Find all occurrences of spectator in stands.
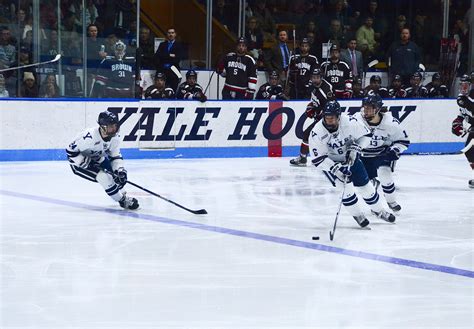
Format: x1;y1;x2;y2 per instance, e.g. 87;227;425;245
264;29;290;84
39;73;60;98
214;0;238;35
252;0;276;40
386;15;407;50
86;24;103;68
19;71;38;98
386;28;422;87
245;16;264;64
155;27;185;92
9;8;31;41
0;25;16;96
325;19;347;48
426;72;449;98
340;37;363;78
356;16;378;60
363;1;387;44
326;0;350;32
0;1;15;24
305;30;322;58
453;18;470;75
0;73;9;97
137;26;156;70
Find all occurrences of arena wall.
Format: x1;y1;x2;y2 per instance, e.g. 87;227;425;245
0;98;464;161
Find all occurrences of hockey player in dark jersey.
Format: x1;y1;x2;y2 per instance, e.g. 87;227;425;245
256;70;289;100
388;74;407;98
144;72;175;99
320;44;353;99
452;74;474;188
176;69;207;102
290;68;335;166
217;37;258;100
425;72;449;98
351;77;365;99
95;40;136;98
364;75;389;98
405;72;428;98
288;38;319;99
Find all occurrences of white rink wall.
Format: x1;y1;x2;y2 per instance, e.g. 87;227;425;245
0;98;465;161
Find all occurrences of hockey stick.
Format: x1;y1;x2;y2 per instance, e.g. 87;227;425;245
461;139;474;153
203;70;215;95
104;169;208;215
0;54;61;72
363;59;379;88
329;177;347;241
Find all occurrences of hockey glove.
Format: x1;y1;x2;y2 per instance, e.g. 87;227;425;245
114;167;128;188
346;144;361;166
452;117;464;136
305;105;318;118
193;91;207;103
329;162;352;182
384;146;401;161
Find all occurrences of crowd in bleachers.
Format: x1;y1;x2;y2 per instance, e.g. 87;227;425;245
0;0;472;100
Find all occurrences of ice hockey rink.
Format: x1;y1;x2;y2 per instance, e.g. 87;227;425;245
1;154;473;328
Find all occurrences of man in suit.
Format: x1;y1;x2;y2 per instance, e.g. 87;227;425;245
340;37;363;78
264;30;291;84
155;27;185;92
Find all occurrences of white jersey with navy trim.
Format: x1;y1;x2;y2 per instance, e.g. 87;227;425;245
66;127;124;169
352;112;410;157
309;114;371;170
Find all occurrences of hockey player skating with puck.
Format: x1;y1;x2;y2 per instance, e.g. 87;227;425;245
309;100;396;227
452;74;474;188
66;111;139;209
353;95;410;211
290;68;334;166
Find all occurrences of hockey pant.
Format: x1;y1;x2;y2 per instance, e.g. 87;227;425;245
70;163;124;202
465;131;474;163
362;156;398;204
336;159;389;217
222;87;246;100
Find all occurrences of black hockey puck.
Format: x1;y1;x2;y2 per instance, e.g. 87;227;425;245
312;236;320;240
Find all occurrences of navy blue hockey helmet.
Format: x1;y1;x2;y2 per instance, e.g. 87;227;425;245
362;94;383;120
186;69;197;79
237;37;247;45
269;70;279;79
412;71;423;80
311;68;322;76
393;74;402;82
322;100;341;131
460;74;471;95
432;72;441;81
154;71;166;80
300;38;310;45
370;75;382;83
98;111;119;138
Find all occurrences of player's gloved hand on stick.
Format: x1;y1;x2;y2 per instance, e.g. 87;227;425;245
346;144;361;166
193;91;207;103
329;162;351;181
384;146;401;161
114;167;128;188
451;117;464;136
305;105;317;118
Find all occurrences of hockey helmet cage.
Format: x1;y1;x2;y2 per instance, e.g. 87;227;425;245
186;69;197;79
155;71;166;80
114;40;126;59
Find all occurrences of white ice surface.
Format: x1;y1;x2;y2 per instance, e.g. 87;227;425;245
0;155;473;328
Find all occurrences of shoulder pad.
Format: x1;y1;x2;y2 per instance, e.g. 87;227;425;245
244;54;256;64
226;52;236;57
339;61;350;69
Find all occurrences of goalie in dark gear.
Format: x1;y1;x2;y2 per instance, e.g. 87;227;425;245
176;69;207;102
453;74;474;188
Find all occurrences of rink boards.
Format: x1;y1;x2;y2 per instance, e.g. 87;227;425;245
0;98;465;161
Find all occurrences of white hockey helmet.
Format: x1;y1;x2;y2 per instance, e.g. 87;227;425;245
114;40;126;60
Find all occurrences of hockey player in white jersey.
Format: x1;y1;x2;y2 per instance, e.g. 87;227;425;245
66;111;139;209
309;100;396;228
353;95;410;211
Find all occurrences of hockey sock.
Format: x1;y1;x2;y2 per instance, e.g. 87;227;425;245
341;182;364;217
357;182;385;213
378;166;397;203
300;142;309;156
97;171;123;202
